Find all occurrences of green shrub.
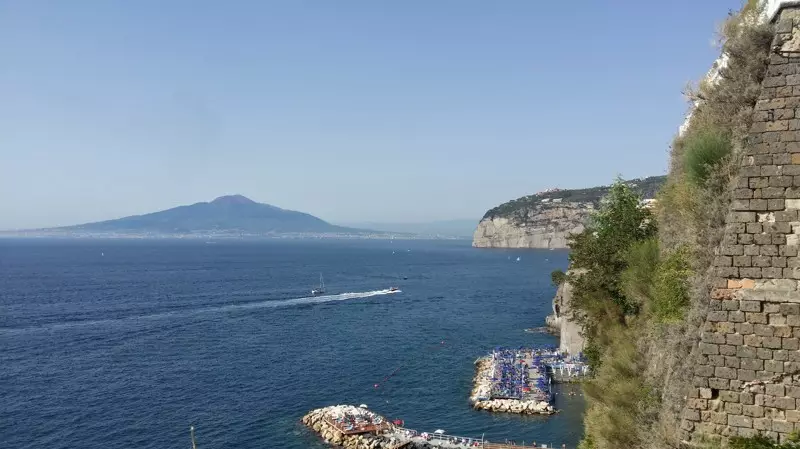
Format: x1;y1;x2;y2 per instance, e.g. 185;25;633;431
729;434;800;449
651;246;692;322
620;238;660;308
683;130;732;186
551;269;567;287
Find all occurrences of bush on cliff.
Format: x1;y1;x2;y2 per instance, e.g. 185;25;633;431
682;130;732;186
566;178;657;328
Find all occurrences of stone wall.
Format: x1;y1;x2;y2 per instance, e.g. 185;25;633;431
680;6;800;443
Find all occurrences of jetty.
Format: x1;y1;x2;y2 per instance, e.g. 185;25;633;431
302;405;567;449
470;347;588;414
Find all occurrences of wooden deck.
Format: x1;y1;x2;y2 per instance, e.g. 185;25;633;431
323;417;393;435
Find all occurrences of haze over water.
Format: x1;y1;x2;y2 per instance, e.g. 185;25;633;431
1;239;583;449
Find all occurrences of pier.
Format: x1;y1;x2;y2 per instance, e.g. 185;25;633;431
470;347;588;414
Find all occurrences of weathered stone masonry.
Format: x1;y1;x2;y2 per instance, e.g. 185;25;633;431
680;6;800;444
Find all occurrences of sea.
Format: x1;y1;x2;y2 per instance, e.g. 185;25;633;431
0;238;584;449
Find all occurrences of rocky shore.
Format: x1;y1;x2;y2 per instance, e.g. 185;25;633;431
470;357;555;415
302;405;484;449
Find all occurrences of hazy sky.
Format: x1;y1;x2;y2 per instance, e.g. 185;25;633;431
1;0;743;229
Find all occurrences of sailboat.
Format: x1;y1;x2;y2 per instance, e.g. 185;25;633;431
311;273;326;295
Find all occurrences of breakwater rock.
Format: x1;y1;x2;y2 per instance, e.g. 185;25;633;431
303;405;476;449
302;406;398;449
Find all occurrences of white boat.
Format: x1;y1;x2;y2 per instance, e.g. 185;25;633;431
311;273;325;295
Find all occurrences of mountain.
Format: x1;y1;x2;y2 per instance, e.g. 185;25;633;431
45;195;360;237
473;176;666;249
340;219;477;238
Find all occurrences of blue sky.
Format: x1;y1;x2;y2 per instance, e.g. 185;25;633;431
0;0;743;229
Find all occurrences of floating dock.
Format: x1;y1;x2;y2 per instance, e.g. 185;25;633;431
470;347;588;414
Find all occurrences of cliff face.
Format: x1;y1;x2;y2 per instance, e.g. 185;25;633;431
473;176;665;249
472;202;591;249
546;272;586;355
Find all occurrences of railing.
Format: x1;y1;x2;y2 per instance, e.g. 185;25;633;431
324;417;393;435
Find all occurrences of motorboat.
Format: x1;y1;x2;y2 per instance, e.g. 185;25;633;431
389;287;399;292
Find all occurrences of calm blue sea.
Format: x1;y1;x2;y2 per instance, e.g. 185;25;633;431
0;239;583;449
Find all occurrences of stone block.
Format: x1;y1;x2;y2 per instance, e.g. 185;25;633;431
717;322;735;334
775;349;788;361
770;198;787;210
741;234;755;244
737;322;755;335
752;177;771;189
771;314;789;326
767;384;786;397
748;312;769;324
722;300;740;310
741;358;764;370
743;404;765;418
709;378;731;390
758;348;774;359
730;311;746;323
696;364;715;377
728;414;753;428
773;419;795;433
741;301;762;312
756;324;776;336
764;267;785;278
764;187;788;199
704;333;727;344
753;255;772;267
741;392;755;405
774;256;789;268
709;355;726;367
780;245;799;257
773;176;796;188
777;397;796;410
708;311;728;322
718;267;741;278
693;376;709;387
716;256;733;267
788;409;800;422
787;385;800;398
720;345;737;356
740;369;757;382
780;303;800;315
774;325;792;337
754;417;772;430
778;210;800;221
738;346;757;359
727;334;744;346
715;366;738;379
725;402;743;414
748;222;763;233
745;334;764;347
700;342;720;355
741;268;763;279
766;359;785;372
765;336;784;349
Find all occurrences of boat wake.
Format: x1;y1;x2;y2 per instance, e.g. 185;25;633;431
2;289;402;334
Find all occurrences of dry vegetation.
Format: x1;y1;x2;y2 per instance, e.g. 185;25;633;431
561;3;774;449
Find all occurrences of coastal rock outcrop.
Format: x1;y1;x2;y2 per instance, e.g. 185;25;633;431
472;176;665;249
472;204;590;249
546;274;585;356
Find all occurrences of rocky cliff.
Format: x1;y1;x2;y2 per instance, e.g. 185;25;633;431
473;176;666;249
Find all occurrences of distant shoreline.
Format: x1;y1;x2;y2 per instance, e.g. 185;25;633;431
0;231;470;241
